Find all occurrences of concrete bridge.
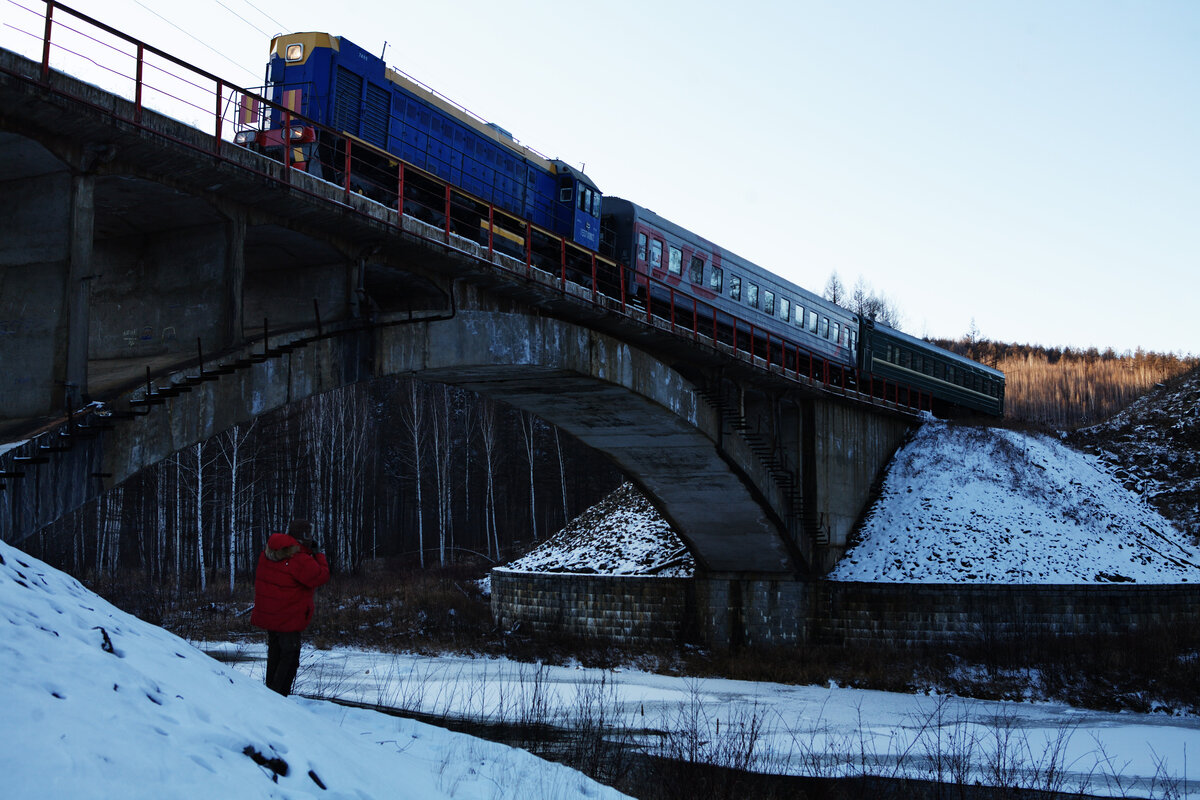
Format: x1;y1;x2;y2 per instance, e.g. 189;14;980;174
0;33;911;578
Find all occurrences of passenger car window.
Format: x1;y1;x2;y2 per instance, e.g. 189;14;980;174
690;255;704;283
820;317;829;338
779;297;790;321
747;283;759;308
709;265;723;292
794;305;804;326
668;246;682;275
763;290;775;315
808;310;817;332
637;233;647;262
729;274;741;301
650;239;662;269
832;322;840;344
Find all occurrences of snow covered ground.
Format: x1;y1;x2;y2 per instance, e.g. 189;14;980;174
0;537;630;800
199;640;1200;798
502;482;693;576
830;420;1200;583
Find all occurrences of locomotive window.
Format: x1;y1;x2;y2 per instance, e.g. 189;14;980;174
578;187;590;212
638;233;648;262
763;290;775;315
747;283;759;308
668;246;682;275
808;310;818;332
560;187;573;203
690;255;704;283
650;239;662;269
592;193;602;216
779;297;790;321
729;274;741;301
709;265;723;292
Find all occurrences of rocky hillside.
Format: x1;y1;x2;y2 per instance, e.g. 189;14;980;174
1069;365;1200;543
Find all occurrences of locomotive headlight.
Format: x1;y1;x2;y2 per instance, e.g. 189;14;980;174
233;130;255;145
285;43;304;62
289;127;306;141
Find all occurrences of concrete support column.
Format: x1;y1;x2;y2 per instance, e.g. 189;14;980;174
63;171;96;409
223;210;245;347
0;169;72;420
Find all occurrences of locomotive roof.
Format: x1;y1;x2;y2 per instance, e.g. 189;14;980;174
270;32;601;191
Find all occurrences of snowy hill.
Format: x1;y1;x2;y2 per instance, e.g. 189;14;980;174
0;537;629;799
510;421;1197;585
1070;366;1200;542
830;420;1200;583
502;482;693;576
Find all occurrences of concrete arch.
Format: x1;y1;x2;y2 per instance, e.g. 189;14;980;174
0;302;799;574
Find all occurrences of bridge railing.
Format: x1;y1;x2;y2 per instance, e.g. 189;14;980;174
5;0;928;416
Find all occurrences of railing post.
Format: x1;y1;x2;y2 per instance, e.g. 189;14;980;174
487;205;494;256
524;225;532;275
40;2;54;81
590;254;597;302
281;111;292;178
444;184;452;242
692;298;698;340
396;161;405;222
619;264;627;313
135;44;145;124
750;325;756;362
669;287;676;331
343;137;353;199
213;78;223;148
560;239;567;289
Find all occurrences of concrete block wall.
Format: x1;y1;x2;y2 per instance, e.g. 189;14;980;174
490;570;693;647
817;582;1200;646
491;571;1200;649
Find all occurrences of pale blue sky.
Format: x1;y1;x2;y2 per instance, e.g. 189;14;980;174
11;0;1198;354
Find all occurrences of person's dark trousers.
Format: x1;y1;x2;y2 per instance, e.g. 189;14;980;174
265;630;303;696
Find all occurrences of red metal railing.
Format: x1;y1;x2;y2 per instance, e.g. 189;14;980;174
5;0;930;415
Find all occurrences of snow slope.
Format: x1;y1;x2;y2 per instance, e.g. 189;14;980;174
830;421;1200;583
0;537;630;800
502;482;694;576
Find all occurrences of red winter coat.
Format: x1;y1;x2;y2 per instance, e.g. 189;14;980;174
251;533;330;633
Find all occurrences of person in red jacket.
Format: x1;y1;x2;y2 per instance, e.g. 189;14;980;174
251;519;330;696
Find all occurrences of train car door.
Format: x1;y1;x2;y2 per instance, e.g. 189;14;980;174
552;161;601;251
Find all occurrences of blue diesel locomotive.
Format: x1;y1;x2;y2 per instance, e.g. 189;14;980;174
235;32;1004;417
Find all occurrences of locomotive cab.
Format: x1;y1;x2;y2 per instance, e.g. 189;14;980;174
553;161;602;252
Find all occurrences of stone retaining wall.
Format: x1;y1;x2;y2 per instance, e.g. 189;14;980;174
490;570;1200;648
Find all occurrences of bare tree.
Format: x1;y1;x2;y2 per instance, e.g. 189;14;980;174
518;410;539;542
400;380;428;567
214;421;257;595
823;271;845;305
477;398;502;559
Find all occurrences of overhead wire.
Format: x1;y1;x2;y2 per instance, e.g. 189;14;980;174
130;0;261;85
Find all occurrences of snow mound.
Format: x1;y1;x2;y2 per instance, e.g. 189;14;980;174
501;482;694;576
830;421;1200;584
0;538;629;799
1071;366;1200;540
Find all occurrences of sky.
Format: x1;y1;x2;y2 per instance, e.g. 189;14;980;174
3;0;1197;354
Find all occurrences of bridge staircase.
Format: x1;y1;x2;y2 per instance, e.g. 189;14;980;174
696;382;829;549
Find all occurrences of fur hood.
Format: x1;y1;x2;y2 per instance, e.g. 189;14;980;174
265;533;302;562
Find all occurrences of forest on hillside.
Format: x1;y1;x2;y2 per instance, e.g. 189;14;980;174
933;338;1198;428
21;378;622;595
